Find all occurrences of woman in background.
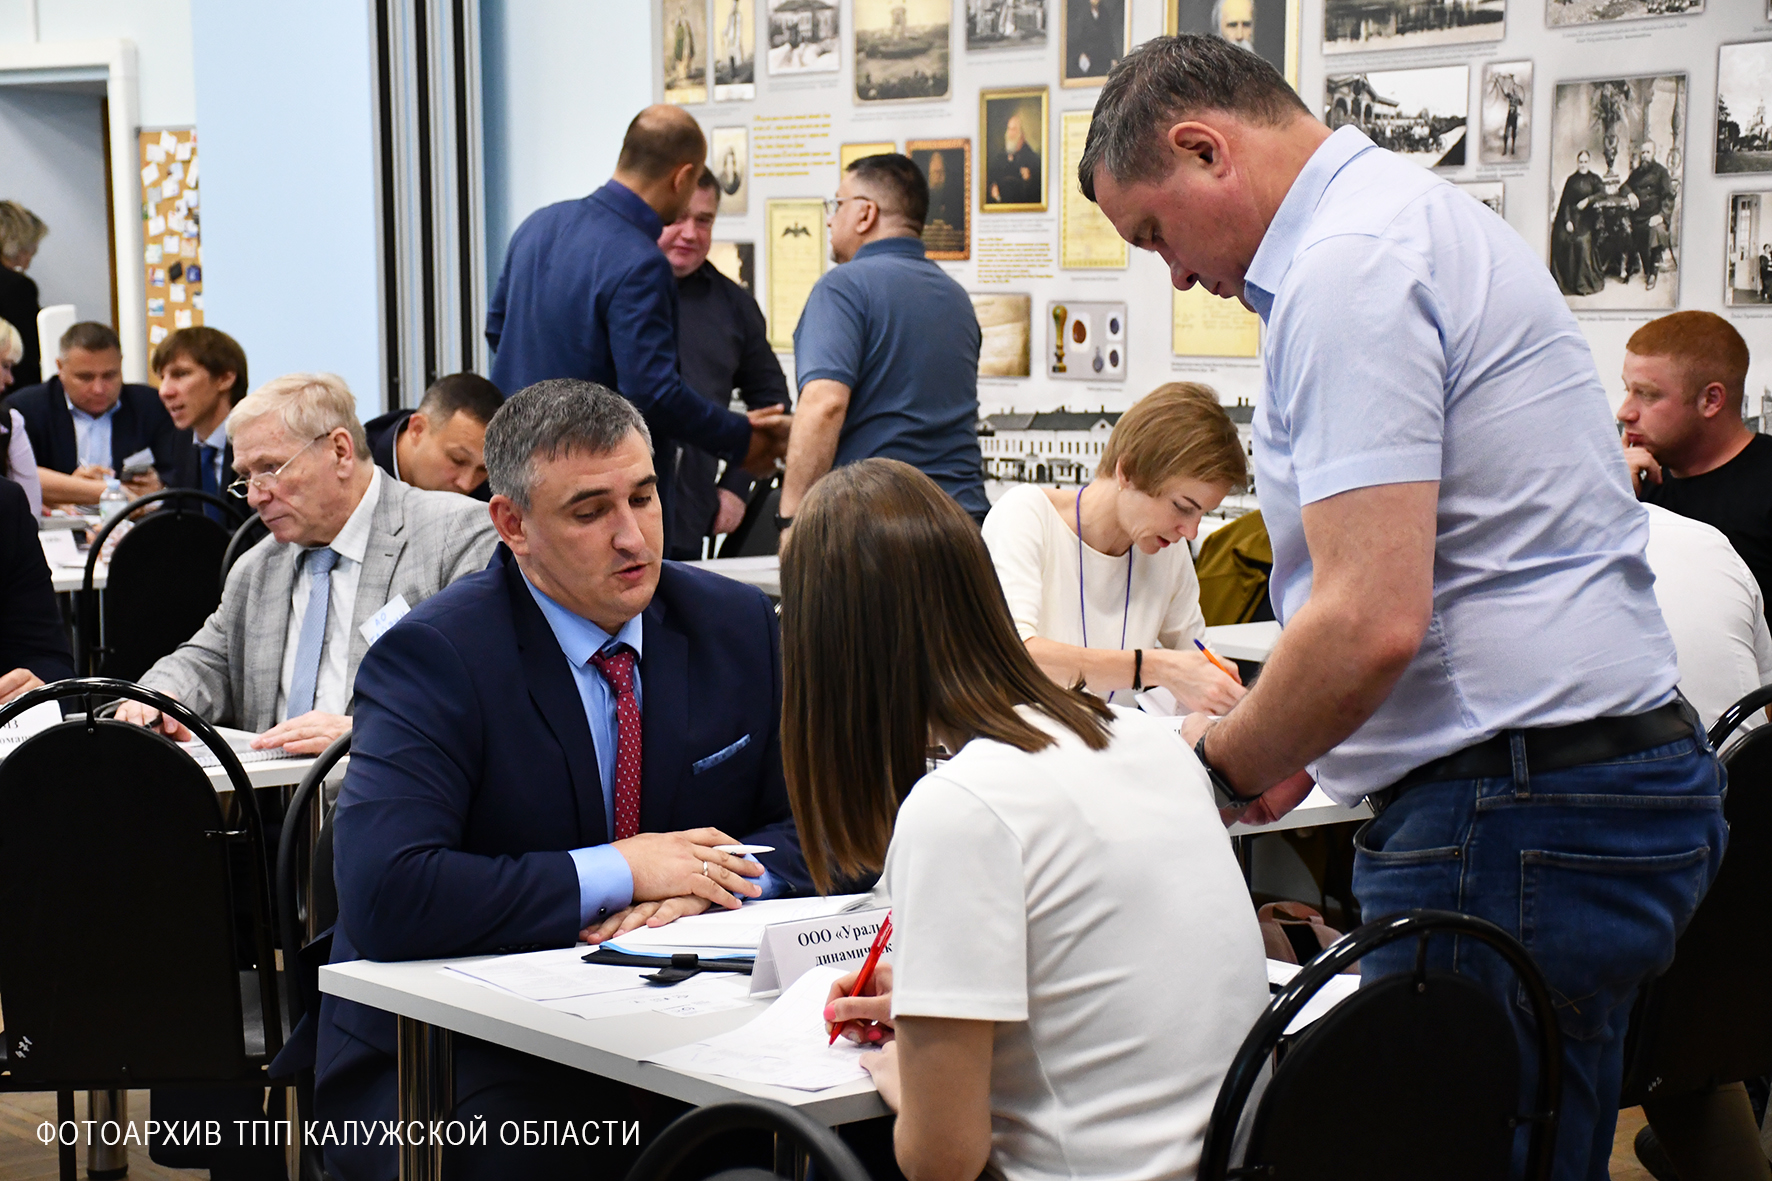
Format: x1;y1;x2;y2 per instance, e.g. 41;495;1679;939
0;201;47;394
0;318;43;516
781;458;1268;1181
983;381;1246;713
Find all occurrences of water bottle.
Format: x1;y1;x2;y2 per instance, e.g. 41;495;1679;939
98;477;129;525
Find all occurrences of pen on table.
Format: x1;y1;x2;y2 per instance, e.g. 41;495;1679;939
829;910;893;1046
1194;638;1236;678
713;844;774;855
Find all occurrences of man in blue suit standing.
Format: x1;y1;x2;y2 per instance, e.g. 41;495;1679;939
486;105;790;553
315;379;811;1180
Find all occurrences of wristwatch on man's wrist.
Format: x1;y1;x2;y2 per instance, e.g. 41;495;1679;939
773;512;794;531
1195;729;1253;814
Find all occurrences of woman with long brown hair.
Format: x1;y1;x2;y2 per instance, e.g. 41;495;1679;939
781;458;1267;1181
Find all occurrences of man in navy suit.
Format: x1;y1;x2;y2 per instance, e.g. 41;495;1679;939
485;104;790;552
316;379;809;1180
5;321;185;507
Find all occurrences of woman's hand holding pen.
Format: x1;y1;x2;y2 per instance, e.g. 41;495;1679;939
824;962;894;1046
1143;647;1244;715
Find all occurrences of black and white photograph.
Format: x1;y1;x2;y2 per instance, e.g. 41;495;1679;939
1716;41;1772;176
767;0;839;74
908;138;971;259
1167;0;1294;83
1728;192;1772;307
981;87;1047;212
1549;73;1687;310
1324;0;1502;55
1325;66;1469;170
1480;60;1531;165
710;127;748;216
1457;181;1505;217
855;0;950;103
662;0;708;104
1061;0;1126;88
967;0;1047;52
714;0;756;100
1545;0;1702;29
708;241;756;293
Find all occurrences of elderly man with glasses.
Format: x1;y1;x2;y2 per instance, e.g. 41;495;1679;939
117;372;498;753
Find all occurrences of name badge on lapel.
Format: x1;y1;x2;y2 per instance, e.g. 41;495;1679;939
359;595;411;646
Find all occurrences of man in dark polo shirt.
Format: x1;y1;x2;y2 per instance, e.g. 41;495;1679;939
779;153;987;530
658;169;789;559
1621;311;1772;621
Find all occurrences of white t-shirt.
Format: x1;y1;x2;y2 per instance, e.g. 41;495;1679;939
884;705;1269;1181
1643;504;1772;732
983;483;1208;672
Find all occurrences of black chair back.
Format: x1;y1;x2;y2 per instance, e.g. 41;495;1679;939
0;679;281;1089
80;490;242;680
1619;685;1772;1105
717;475;782;558
623;1098;870;1181
220;512;270;593
277;733;350;1031
1199;909;1562;1181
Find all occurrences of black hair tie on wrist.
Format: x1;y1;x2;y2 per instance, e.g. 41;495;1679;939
1132;648;1144;693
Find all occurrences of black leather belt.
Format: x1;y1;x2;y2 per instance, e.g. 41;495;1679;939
1367;699;1697;814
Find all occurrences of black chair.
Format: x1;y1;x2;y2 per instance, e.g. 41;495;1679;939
276;732;350;1181
79;489;244;680
718;475;782;559
221;512;271;593
1618;684;1772;1107
622;1098;871;1181
1199;909;1562;1181
0;678;284;1181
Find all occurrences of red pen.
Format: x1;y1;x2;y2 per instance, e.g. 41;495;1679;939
829;911;893;1045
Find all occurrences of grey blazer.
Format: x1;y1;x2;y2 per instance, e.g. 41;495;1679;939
141;475;500;732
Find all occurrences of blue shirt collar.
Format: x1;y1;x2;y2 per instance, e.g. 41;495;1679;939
1242;126;1376;322
65;396;118;425
522;571;645;668
853;236;929;261
593;179;664;239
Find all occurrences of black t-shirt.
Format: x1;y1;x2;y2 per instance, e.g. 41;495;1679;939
1642;432;1772;621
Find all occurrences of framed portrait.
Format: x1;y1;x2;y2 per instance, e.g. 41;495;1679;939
971;293;1032;377
854;0;951;104
708;241;756;293
662;0;708;104
1480;61;1531;165
1060;0;1126;89
1548;73;1688;311
1717;42;1772;175
1325;65;1469;170
1726;191;1772;307
1457;181;1505;217
710;127;749;216
766;0;839;75
980;87;1048;213
907;138;971;260
1325;0;1501;54
841;141;897;170
713;0;757;100
1547;0;1701;29
968;0;1047;52
1167;0;1298;88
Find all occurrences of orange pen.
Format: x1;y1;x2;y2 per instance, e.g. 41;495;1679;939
829;911;893;1045
1194;638;1236;678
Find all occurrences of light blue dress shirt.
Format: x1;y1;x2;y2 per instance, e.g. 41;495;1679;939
523;576;777;928
1243;127;1679;805
67;397;116;469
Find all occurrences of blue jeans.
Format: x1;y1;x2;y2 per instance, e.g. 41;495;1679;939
1351;728;1726;1181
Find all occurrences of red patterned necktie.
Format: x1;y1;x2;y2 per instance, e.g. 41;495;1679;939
587;645;642;840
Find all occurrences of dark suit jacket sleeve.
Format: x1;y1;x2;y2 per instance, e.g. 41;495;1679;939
606;256;753;463
0;478;74;683
717;292;792;499
743;587;813;895
485;254;509;358
333;617;583;961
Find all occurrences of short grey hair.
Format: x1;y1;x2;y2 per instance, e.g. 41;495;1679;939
1078;34;1309;202
484;379;652;510
228;372;371;460
0;200;47;262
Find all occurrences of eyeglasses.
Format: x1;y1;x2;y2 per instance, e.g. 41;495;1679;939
822;195;876;217
226;434;329;499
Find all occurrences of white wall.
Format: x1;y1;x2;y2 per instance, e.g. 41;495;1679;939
0;0;194;125
0;86;113;329
480;0;654;285
189;0;383;420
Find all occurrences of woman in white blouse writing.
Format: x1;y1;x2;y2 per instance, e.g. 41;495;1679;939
780;459;1269;1181
982;382;1246;714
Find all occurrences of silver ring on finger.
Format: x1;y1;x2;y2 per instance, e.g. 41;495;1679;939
702;860;710;876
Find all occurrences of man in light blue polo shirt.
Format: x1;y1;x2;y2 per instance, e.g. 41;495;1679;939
1083;36;1724;1181
778;153;988;528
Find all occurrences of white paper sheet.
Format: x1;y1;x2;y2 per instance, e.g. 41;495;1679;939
543;971;753;1021
606;894;868;954
644;965;874;1091
1266;959;1361;1034
441;947;653;1001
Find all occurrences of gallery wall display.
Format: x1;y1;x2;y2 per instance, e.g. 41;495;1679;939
1480;61;1531;165
840;140;897;169
1171;286;1258;359
973;292;1033;376
1167;0;1298;85
1716;42;1772;176
909;137;972;259
981;87;1048;212
765;0;838;74
764;198;825;349
663;0;709;103
968;0;1047;51
714;0;757;100
709;241;757;291
1059;111;1128;268
1326;65;1469;170
1048;301;1127;380
1325;0;1502;55
1060;0;1127;88
1458;180;1506;217
1726;191;1772;308
712;127;750;214
855;0;950;103
1545;0;1702;30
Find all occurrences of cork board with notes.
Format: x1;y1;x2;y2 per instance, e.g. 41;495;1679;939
138;127;203;358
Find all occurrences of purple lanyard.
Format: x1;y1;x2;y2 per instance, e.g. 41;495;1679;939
1077;487;1132;700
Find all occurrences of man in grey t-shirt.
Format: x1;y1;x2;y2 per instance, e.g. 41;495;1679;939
779;154;988;530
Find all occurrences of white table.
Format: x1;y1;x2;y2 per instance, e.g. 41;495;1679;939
320;955;886;1179
1203;620;1281;664
39;513;100;532
41;532;106;592
687;554;781;598
197;727;344;794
